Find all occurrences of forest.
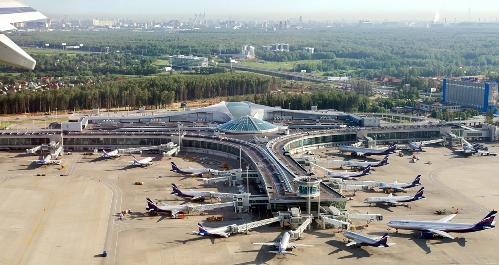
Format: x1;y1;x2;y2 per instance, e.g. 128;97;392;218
8;24;499;79
0;72;275;114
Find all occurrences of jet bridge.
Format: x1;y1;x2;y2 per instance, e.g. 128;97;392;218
321;206;382;223
26;145;42;155
290;216;313;239
319;216;350;230
230;216;281;234
118;143;179;155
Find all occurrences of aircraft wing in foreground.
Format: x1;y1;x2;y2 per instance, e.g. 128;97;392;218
0;1;46;69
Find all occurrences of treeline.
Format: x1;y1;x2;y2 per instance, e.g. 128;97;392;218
0;73;275;114
0;52;159;76
232;90;372;113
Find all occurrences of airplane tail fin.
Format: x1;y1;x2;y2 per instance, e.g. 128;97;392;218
412;175;422;186
363;165;371;174
381;155;389;165
389;144;397;153
171;162;179;172
146;198;157;211
171;183;181;195
197;222;209;235
474;210;497;230
413;187;425;200
376;233;390;247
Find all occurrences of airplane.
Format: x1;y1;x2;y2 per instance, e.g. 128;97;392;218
408;142;424;152
327;165;371;180
193;222;233;238
378;175;422;192
387;210;497;239
129;157;153;167
0;1;46;69
343;231;395;248
338;144;396;157
101;149;121;159
145;198;233;218
171;162;212;177
171;183;236;202
338;155;389;169
30;155;61;166
364;187;425;206
454;139;478;157
253;231;312;255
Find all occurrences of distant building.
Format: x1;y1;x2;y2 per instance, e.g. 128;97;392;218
270;43;290;52
442;79;498;112
92;19;115;28
242;45;256;59
171;55;208;70
303;47;315;54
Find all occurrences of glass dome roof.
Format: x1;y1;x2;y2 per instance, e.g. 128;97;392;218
217;115;278;134
225;102;252;119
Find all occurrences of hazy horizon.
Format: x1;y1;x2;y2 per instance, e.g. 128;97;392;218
24;0;499;22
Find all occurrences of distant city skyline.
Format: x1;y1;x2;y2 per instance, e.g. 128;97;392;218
25;0;499;21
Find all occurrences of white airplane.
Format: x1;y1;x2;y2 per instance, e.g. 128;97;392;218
344;231;395;248
387;210;497;239
171;183;236;202
454;140;477;157
253;231;312;255
170;162;213;177
327;165;371;180
30;155;61;166
408;139;444;152
364;187;425;206
129;157;153;167
0;1;46;69
336;155;389;169
378;175;422;192
338;144;396;157
193;222;233;238
101;149;121;159
145;198;233;218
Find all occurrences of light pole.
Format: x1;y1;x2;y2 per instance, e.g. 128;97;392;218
246;165;250;193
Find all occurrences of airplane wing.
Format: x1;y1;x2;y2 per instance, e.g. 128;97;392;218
191;196;204;201
346;241;358;247
437;214;457;223
426;229;454;239
191;202;233;212
288;243;313;247
0;1;46;69
253;242;278;246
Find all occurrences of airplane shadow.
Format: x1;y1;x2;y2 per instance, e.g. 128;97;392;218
235;234;281;265
374;231;432;254
326;239;371;259
350;204;394;213
119;165;138;171
127;211;148;221
89;157;107;163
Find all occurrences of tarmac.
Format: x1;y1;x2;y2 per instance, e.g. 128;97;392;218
0;145;498;265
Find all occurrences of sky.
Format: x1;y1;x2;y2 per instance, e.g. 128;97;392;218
24;0;499;21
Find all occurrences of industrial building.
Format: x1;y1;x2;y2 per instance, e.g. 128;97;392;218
171;55;209;70
442;79;498;112
270;43;290;52
241;45;255;59
303;47;315;54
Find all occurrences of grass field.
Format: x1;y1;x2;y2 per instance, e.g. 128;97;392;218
239;60;321;71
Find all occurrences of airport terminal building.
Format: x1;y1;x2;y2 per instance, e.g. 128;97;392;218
442;79;498;112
